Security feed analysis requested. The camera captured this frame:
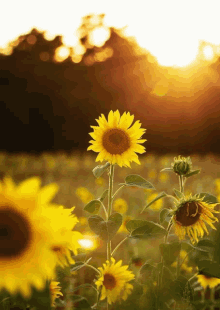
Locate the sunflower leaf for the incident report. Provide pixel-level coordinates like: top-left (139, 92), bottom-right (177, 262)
top-left (129, 221), bottom-right (166, 239)
top-left (160, 168), bottom-right (173, 172)
top-left (92, 162), bottom-right (110, 178)
top-left (173, 188), bottom-right (184, 199)
top-left (88, 213), bottom-right (122, 241)
top-left (71, 295), bottom-right (91, 309)
top-left (160, 242), bottom-right (181, 265)
top-left (185, 169), bottom-right (201, 178)
top-left (159, 208), bottom-right (172, 224)
top-left (197, 192), bottom-right (218, 204)
top-left (126, 220), bottom-right (149, 233)
top-left (84, 200), bottom-right (101, 214)
top-left (121, 174), bottom-right (155, 189)
top-left (197, 239), bottom-right (215, 248)
top-left (99, 189), bottom-right (109, 202)
top-left (197, 260), bottom-right (220, 278)
top-left (141, 192), bottom-right (167, 213)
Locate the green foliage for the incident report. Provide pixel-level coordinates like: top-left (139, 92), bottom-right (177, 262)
top-left (159, 208), bottom-right (172, 224)
top-left (71, 258), bottom-right (92, 272)
top-left (197, 192), bottom-right (218, 204)
top-left (70, 294), bottom-right (91, 309)
top-left (92, 162), bottom-right (110, 178)
top-left (99, 189), bottom-right (109, 202)
top-left (173, 188), bottom-right (184, 199)
top-left (197, 239), bottom-right (215, 248)
top-left (141, 192), bottom-right (167, 213)
top-left (139, 263), bottom-right (156, 283)
top-left (88, 213), bottom-right (122, 241)
top-left (197, 259), bottom-right (220, 278)
top-left (120, 174), bottom-right (155, 189)
top-left (84, 199), bottom-right (101, 214)
top-left (185, 169), bottom-right (200, 178)
top-left (126, 219), bottom-right (166, 239)
top-left (160, 242), bottom-right (181, 265)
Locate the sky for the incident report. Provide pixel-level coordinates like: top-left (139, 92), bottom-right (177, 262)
top-left (1, 0), bottom-right (220, 67)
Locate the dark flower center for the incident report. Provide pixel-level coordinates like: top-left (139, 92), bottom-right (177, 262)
top-left (102, 129), bottom-right (130, 155)
top-left (175, 201), bottom-right (202, 227)
top-left (103, 273), bottom-right (117, 290)
top-left (0, 206), bottom-right (31, 258)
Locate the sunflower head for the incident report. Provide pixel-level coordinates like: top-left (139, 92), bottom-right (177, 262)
top-left (171, 155), bottom-right (192, 176)
top-left (197, 274), bottom-right (220, 290)
top-left (173, 195), bottom-right (219, 244)
top-left (87, 110), bottom-right (146, 168)
top-left (95, 257), bottom-right (135, 304)
top-left (49, 281), bottom-right (63, 307)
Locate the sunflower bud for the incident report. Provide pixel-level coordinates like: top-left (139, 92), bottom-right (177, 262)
top-left (171, 156), bottom-right (192, 176)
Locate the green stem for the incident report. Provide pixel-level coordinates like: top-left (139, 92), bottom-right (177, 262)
top-left (84, 264), bottom-right (101, 276)
top-left (158, 220), bottom-right (173, 308)
top-left (107, 164), bottom-right (114, 262)
top-left (179, 175), bottom-right (184, 194)
top-left (179, 249), bottom-right (193, 269)
top-left (112, 184), bottom-right (126, 200)
top-left (111, 236), bottom-right (128, 256)
top-left (176, 242), bottom-right (182, 278)
top-left (99, 200), bottom-right (108, 220)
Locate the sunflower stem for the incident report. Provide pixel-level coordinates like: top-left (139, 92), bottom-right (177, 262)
top-left (111, 236), bottom-right (129, 256)
top-left (112, 184), bottom-right (126, 200)
top-left (179, 175), bottom-right (184, 194)
top-left (99, 200), bottom-right (108, 220)
top-left (107, 164), bottom-right (114, 262)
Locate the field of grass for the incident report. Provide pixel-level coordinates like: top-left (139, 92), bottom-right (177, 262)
top-left (2, 152), bottom-right (220, 310)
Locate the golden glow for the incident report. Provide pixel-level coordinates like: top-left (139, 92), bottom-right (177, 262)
top-left (88, 26), bottom-right (110, 47)
top-left (203, 45), bottom-right (214, 60)
top-left (78, 236), bottom-right (97, 250)
top-left (54, 46), bottom-right (70, 62)
top-left (1, 0), bottom-right (220, 68)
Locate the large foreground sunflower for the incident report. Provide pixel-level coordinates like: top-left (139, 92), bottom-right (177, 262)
top-left (172, 195), bottom-right (219, 244)
top-left (50, 281), bottom-right (63, 307)
top-left (197, 274), bottom-right (220, 290)
top-left (0, 176), bottom-right (81, 298)
top-left (95, 257), bottom-right (135, 304)
top-left (87, 110), bottom-right (146, 167)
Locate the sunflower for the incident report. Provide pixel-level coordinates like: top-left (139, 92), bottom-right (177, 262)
top-left (49, 281), bottom-right (63, 307)
top-left (0, 176), bottom-right (81, 298)
top-left (197, 275), bottom-right (220, 290)
top-left (87, 110), bottom-right (146, 168)
top-left (172, 195), bottom-right (219, 244)
top-left (95, 257), bottom-right (135, 304)
top-left (113, 198), bottom-right (128, 214)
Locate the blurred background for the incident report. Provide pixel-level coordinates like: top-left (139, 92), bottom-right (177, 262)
top-left (1, 0), bottom-right (220, 155)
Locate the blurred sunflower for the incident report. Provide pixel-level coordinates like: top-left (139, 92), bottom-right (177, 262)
top-left (118, 215), bottom-right (134, 233)
top-left (172, 195), bottom-right (219, 244)
top-left (148, 192), bottom-right (163, 211)
top-left (197, 274), bottom-right (220, 290)
top-left (113, 198), bottom-right (128, 214)
top-left (50, 281), bottom-right (63, 307)
top-left (0, 176), bottom-right (81, 298)
top-left (76, 187), bottom-right (94, 204)
top-left (87, 110), bottom-right (146, 168)
top-left (95, 257), bottom-right (135, 304)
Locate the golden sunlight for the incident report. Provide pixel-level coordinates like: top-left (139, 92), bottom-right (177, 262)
top-left (1, 0), bottom-right (220, 68)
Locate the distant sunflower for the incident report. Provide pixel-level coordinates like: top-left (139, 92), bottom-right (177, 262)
top-left (172, 195), bottom-right (219, 244)
top-left (50, 281), bottom-right (63, 307)
top-left (87, 110), bottom-right (146, 168)
top-left (0, 176), bottom-right (81, 298)
top-left (197, 274), bottom-right (220, 290)
top-left (95, 257), bottom-right (134, 304)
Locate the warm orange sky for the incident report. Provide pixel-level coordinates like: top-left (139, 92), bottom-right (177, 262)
top-left (1, 0), bottom-right (220, 67)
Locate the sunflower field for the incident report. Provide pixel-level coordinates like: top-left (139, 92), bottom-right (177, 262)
top-left (1, 111), bottom-right (220, 310)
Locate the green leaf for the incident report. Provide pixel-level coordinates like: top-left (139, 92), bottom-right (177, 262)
top-left (160, 168), bottom-right (173, 172)
top-left (197, 239), bottom-right (215, 248)
top-left (121, 174), bottom-right (155, 189)
top-left (84, 200), bottom-right (101, 214)
top-left (160, 242), bottom-right (181, 265)
top-left (197, 192), bottom-right (218, 204)
top-left (88, 213), bottom-right (122, 241)
top-left (71, 295), bottom-right (91, 309)
top-left (139, 264), bottom-right (157, 283)
top-left (159, 208), bottom-right (172, 224)
top-left (130, 221), bottom-right (166, 239)
top-left (92, 162), bottom-right (110, 178)
top-left (185, 169), bottom-right (200, 178)
top-left (141, 192), bottom-right (167, 213)
top-left (173, 188), bottom-right (184, 199)
top-left (197, 260), bottom-right (220, 278)
top-left (168, 276), bottom-right (189, 299)
top-left (126, 219), bottom-right (149, 233)
top-left (99, 189), bottom-right (109, 202)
